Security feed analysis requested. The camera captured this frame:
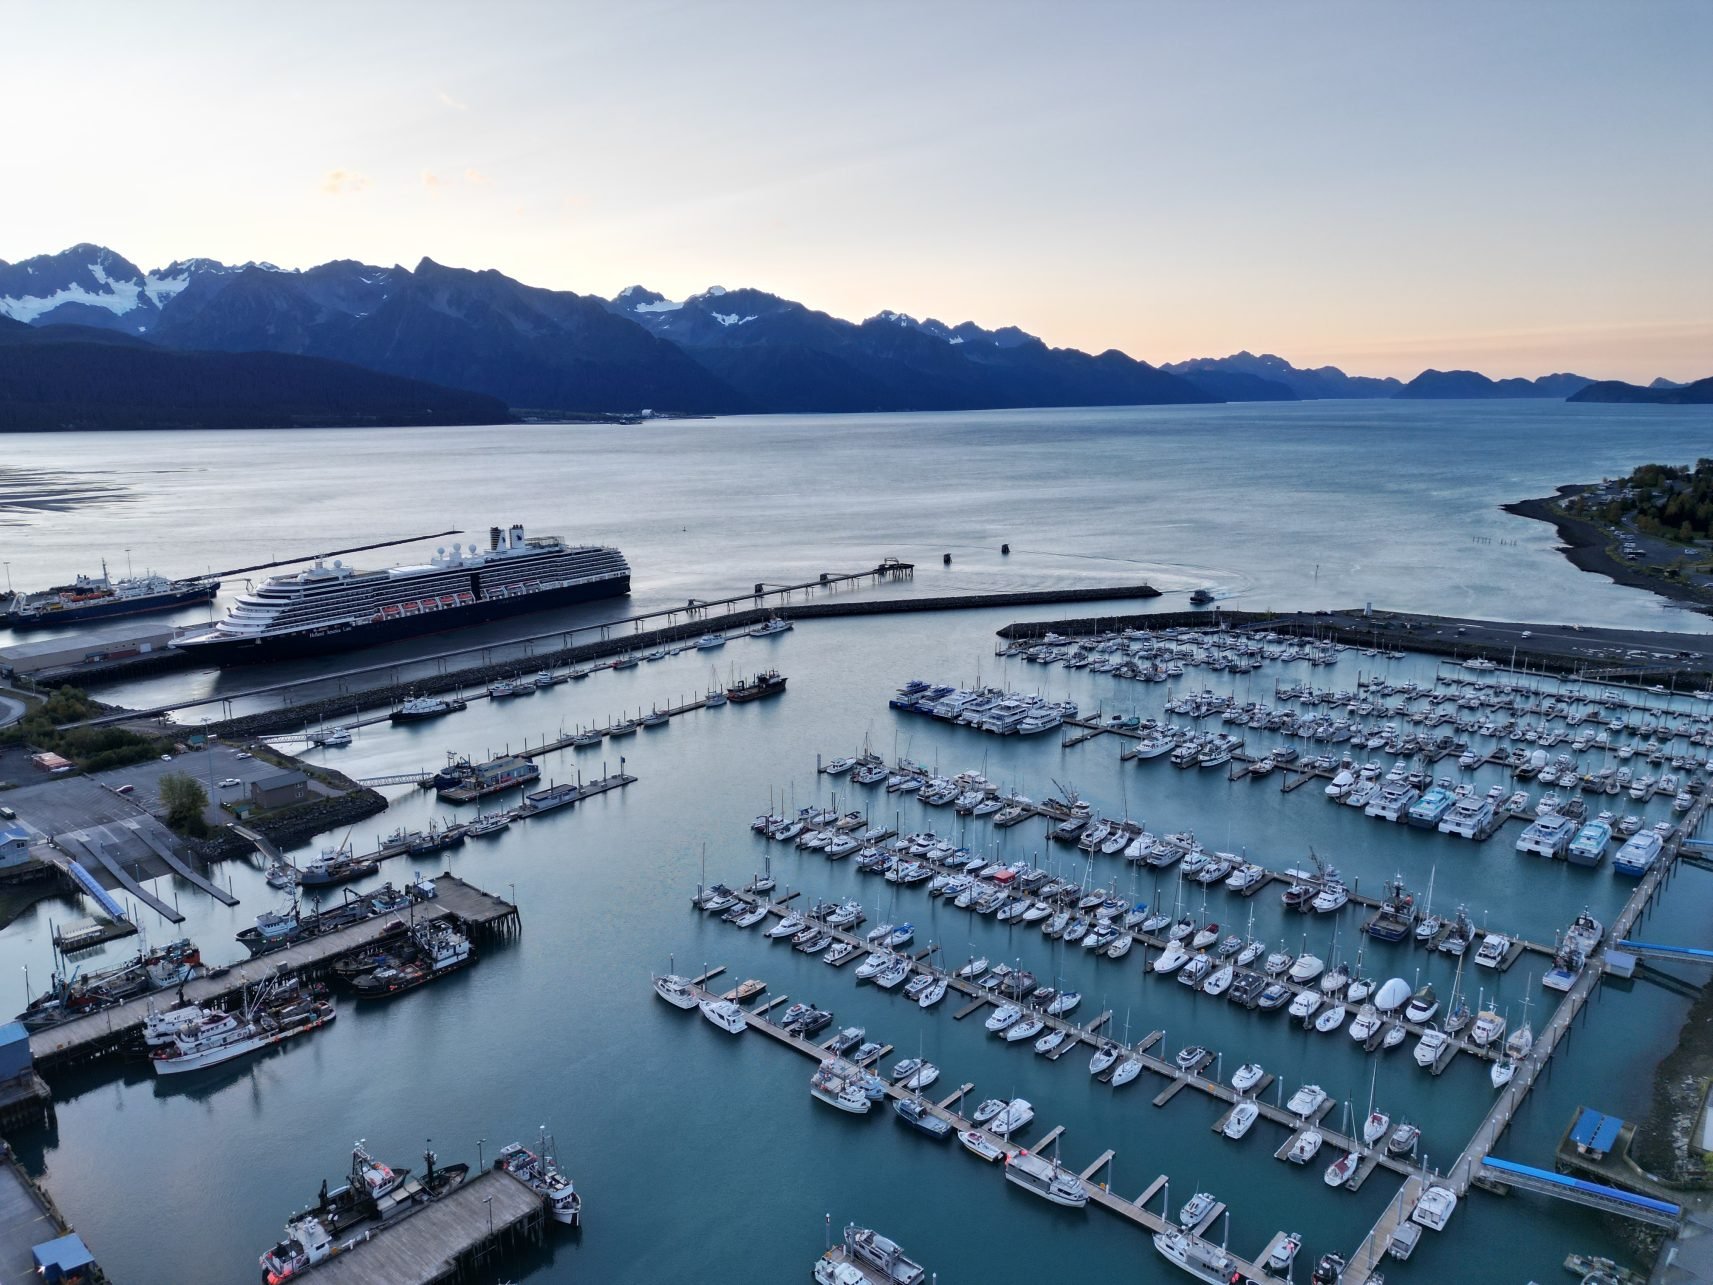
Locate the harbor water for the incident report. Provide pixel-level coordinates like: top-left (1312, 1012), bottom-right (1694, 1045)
top-left (0, 399), bottom-right (1710, 1282)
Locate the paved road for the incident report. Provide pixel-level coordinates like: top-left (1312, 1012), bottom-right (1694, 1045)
top-left (1285, 609), bottom-right (1713, 682)
top-left (0, 692), bottom-right (24, 730)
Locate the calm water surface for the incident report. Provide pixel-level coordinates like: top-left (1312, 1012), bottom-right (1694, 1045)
top-left (1, 402), bottom-right (1711, 1283)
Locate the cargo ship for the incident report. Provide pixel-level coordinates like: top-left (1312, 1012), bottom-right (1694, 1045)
top-left (5, 563), bottom-right (219, 629)
top-left (171, 523), bottom-right (628, 664)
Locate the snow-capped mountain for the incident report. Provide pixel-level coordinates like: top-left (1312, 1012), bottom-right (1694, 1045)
top-left (3, 243), bottom-right (1214, 413)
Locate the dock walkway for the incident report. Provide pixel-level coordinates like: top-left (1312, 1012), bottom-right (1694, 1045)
top-left (28, 875), bottom-right (516, 1071)
top-left (123, 818), bottom-right (239, 906)
top-left (308, 1167), bottom-right (545, 1285)
top-left (687, 976), bottom-right (1287, 1281)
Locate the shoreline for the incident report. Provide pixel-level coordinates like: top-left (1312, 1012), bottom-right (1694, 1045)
top-left (1503, 485), bottom-right (1712, 616)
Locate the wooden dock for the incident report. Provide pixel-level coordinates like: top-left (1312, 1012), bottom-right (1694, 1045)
top-left (28, 875), bottom-right (517, 1072)
top-left (307, 1167), bottom-right (548, 1285)
top-left (689, 974), bottom-right (1290, 1281)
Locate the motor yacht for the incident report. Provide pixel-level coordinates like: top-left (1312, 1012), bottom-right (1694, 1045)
top-left (698, 998), bottom-right (747, 1034)
top-left (1222, 1101), bottom-right (1259, 1139)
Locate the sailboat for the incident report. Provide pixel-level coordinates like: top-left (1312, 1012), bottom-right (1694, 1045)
top-left (1412, 867), bottom-right (1442, 943)
top-left (1361, 1062), bottom-right (1389, 1146)
top-left (1441, 956), bottom-right (1471, 1035)
top-left (1505, 986), bottom-right (1535, 1059)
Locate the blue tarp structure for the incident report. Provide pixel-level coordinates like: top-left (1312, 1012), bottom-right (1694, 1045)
top-left (1570, 1107), bottom-right (1623, 1154)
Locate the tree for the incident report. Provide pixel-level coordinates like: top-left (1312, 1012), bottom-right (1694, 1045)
top-left (159, 772), bottom-right (210, 837)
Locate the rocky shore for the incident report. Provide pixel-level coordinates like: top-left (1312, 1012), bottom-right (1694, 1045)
top-left (1504, 486), bottom-right (1712, 615)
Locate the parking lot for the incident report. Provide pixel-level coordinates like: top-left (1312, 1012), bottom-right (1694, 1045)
top-left (87, 743), bottom-right (334, 828)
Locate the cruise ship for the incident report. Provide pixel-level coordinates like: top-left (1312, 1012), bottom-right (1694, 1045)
top-left (172, 524), bottom-right (629, 663)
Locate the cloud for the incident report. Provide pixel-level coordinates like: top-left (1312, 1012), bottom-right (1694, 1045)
top-left (436, 88), bottom-right (468, 111)
top-left (321, 170), bottom-right (370, 196)
top-left (464, 168), bottom-right (488, 185)
top-left (421, 170), bottom-right (443, 191)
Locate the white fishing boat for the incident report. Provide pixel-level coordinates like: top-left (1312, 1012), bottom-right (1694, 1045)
top-left (1004, 1150), bottom-right (1088, 1207)
top-left (1153, 1228), bottom-right (1231, 1283)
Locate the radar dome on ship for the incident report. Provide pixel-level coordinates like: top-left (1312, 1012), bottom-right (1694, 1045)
top-left (1375, 978), bottom-right (1411, 1011)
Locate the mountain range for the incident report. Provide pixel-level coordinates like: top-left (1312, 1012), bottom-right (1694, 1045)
top-left (0, 244), bottom-right (1703, 423)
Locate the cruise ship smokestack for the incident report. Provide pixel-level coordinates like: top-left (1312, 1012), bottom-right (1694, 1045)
top-left (490, 526), bottom-right (502, 551)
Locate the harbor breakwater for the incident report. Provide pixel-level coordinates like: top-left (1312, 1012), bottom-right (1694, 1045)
top-left (165, 584), bottom-right (1162, 738)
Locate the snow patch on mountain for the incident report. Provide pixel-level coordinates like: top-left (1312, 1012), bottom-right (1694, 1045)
top-left (633, 297), bottom-right (684, 313)
top-left (710, 312), bottom-right (757, 327)
top-left (0, 277), bottom-right (145, 322)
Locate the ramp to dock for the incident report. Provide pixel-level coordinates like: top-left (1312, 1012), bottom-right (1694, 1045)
top-left (57, 858), bottom-right (126, 921)
top-left (56, 832), bottom-right (182, 923)
top-left (1478, 1157), bottom-right (1680, 1228)
top-left (121, 819), bottom-right (239, 906)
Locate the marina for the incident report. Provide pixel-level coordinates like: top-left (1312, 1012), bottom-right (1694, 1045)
top-left (4, 437), bottom-right (1713, 1281)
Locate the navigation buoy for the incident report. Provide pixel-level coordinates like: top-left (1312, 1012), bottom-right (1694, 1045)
top-left (1001, 543), bottom-right (1010, 555)
top-left (943, 553), bottom-right (952, 565)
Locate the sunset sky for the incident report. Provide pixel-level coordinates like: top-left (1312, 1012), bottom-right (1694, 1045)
top-left (5, 0), bottom-right (1709, 381)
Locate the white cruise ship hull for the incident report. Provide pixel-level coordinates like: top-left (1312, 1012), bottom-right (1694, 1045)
top-left (175, 573), bottom-right (629, 665)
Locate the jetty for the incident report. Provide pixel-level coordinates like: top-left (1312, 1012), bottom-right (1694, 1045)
top-left (27, 875), bottom-right (518, 1073)
top-left (307, 1166), bottom-right (547, 1285)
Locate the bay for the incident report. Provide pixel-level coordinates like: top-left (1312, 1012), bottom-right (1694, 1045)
top-left (1, 400), bottom-right (1710, 1283)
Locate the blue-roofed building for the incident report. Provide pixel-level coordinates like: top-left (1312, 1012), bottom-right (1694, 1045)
top-left (31, 1233), bottom-right (95, 1283)
top-left (0, 823), bottom-right (30, 869)
top-left (1570, 1107), bottom-right (1625, 1160)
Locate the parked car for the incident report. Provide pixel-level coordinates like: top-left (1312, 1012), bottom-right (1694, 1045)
top-left (217, 777), bottom-right (242, 788)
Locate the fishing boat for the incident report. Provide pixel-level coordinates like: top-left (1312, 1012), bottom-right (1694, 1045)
top-left (958, 1129), bottom-right (1004, 1162)
top-left (841, 1225), bottom-right (926, 1285)
top-left (151, 981), bottom-right (335, 1075)
top-left (1004, 1150), bottom-right (1088, 1207)
top-left (894, 1095), bottom-right (953, 1139)
top-left (1177, 1191), bottom-right (1216, 1228)
top-left (496, 1132), bottom-right (581, 1226)
top-left (726, 669), bottom-right (788, 702)
top-left (1152, 1228), bottom-right (1231, 1283)
top-left (343, 921), bottom-right (474, 999)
